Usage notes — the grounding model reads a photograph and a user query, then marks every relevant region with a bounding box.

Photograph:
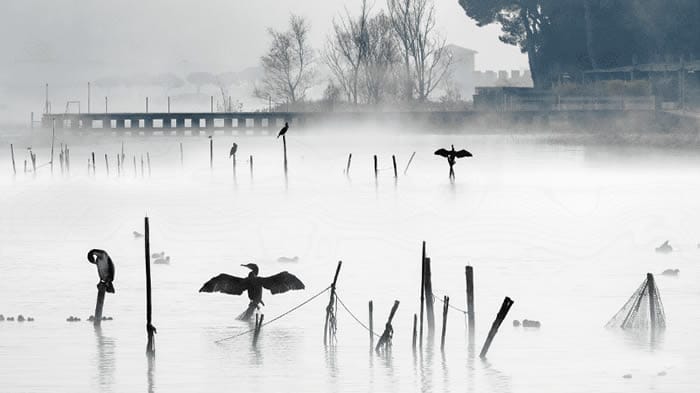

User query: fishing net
[606,273,666,330]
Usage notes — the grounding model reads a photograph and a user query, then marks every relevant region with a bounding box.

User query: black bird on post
[199,263,305,321]
[277,122,289,138]
[87,249,115,327]
[434,145,472,179]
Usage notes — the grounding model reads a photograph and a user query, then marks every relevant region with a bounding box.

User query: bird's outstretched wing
[199,274,248,295]
[454,149,472,158]
[434,148,450,158]
[261,271,305,294]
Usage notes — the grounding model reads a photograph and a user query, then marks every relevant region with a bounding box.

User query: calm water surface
[0,131,699,392]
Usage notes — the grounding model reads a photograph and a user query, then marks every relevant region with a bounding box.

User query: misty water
[1,130,699,392]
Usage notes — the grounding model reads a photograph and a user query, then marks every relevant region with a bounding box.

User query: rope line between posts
[335,292,381,338]
[215,285,331,343]
[433,291,468,314]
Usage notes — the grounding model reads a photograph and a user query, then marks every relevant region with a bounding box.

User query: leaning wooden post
[323,261,342,347]
[104,154,110,176]
[424,257,435,337]
[479,297,514,359]
[10,144,16,175]
[440,296,450,351]
[368,300,374,350]
[375,300,400,354]
[282,135,288,175]
[412,313,417,351]
[346,153,352,176]
[209,137,213,170]
[465,266,475,342]
[419,241,426,348]
[146,152,151,177]
[144,217,156,354]
[404,152,416,175]
[392,155,398,179]
[647,272,657,331]
[116,154,121,176]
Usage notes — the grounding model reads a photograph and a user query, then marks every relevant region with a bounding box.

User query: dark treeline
[459,0,700,88]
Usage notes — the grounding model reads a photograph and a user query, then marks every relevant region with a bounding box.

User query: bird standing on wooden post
[199,263,305,321]
[87,249,116,293]
[434,145,472,180]
[277,122,289,138]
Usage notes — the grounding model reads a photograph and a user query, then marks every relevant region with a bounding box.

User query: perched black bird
[277,122,289,138]
[229,142,238,158]
[434,144,472,179]
[87,249,115,293]
[199,263,304,320]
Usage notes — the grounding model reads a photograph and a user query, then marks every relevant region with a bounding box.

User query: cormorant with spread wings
[199,263,305,320]
[434,144,472,179]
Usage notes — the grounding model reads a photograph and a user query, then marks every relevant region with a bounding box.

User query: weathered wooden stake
[424,257,435,337]
[375,300,400,354]
[133,156,137,177]
[465,266,475,342]
[419,241,426,348]
[392,155,398,178]
[404,152,416,175]
[116,154,121,176]
[146,152,151,177]
[282,135,288,175]
[412,313,417,351]
[179,142,183,168]
[479,297,514,359]
[346,153,352,176]
[65,146,70,173]
[140,155,144,177]
[91,152,96,174]
[373,155,378,179]
[10,144,16,175]
[104,154,110,176]
[440,295,449,351]
[249,155,254,180]
[324,261,342,347]
[253,314,265,346]
[144,217,156,354]
[368,300,374,349]
[647,272,657,331]
[209,138,213,170]
[94,284,106,327]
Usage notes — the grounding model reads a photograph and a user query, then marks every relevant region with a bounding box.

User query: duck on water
[199,263,304,321]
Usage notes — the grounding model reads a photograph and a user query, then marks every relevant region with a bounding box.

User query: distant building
[445,44,477,99]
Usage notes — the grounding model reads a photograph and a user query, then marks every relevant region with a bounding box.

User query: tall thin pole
[324,261,342,346]
[104,154,109,176]
[479,297,514,359]
[419,241,426,348]
[10,144,16,175]
[440,296,449,351]
[466,266,475,343]
[144,217,156,354]
[45,83,49,114]
[50,118,55,174]
[345,153,352,176]
[249,155,254,180]
[368,300,374,350]
[146,97,149,113]
[209,138,213,170]
[282,135,288,175]
[392,155,398,179]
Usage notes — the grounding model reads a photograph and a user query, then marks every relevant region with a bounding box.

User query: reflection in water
[324,346,338,379]
[482,359,512,393]
[419,343,435,393]
[94,326,115,393]
[616,328,666,353]
[147,353,155,393]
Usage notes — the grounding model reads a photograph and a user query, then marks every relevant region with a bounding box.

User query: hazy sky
[1,0,527,81]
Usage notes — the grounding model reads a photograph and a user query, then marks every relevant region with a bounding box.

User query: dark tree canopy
[459,0,700,88]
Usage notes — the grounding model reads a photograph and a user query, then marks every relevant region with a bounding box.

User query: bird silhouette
[229,142,238,158]
[277,122,289,138]
[434,144,472,179]
[199,263,304,320]
[87,249,115,293]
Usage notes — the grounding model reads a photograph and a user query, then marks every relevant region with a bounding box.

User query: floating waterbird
[133,231,144,238]
[277,122,289,138]
[434,145,472,179]
[230,143,238,157]
[277,256,299,263]
[655,240,672,254]
[151,251,165,259]
[87,249,115,293]
[661,268,679,276]
[154,256,170,265]
[199,263,305,320]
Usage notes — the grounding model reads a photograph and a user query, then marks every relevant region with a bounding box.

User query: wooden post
[368,300,374,349]
[94,284,106,327]
[65,146,70,173]
[373,155,378,179]
[346,153,352,176]
[412,313,417,351]
[425,257,435,336]
[419,241,426,348]
[479,297,514,359]
[144,217,156,354]
[232,151,237,182]
[209,138,213,170]
[179,142,183,168]
[10,144,16,175]
[647,273,656,330]
[253,314,264,346]
[324,261,342,347]
[465,266,475,342]
[133,156,137,177]
[282,135,288,175]
[249,155,254,180]
[375,300,400,353]
[146,153,151,177]
[91,152,96,174]
[104,154,109,176]
[404,152,416,175]
[440,296,449,351]
[140,155,144,177]
[392,155,397,179]
[116,154,121,176]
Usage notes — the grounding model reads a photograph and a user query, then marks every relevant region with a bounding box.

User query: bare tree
[258,15,315,104]
[362,12,400,104]
[324,0,371,105]
[387,0,452,102]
